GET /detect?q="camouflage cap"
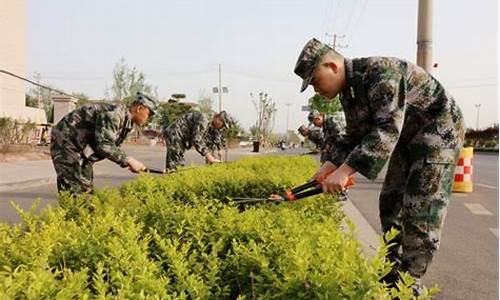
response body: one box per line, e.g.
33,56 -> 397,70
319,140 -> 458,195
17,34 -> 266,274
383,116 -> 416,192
307,109 -> 321,122
217,110 -> 233,128
294,38 -> 333,92
135,92 -> 158,116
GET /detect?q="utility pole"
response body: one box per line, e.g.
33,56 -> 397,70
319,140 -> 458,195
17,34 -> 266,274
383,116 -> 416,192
213,64 -> 228,113
326,33 -> 347,51
218,64 -> 222,113
475,104 -> 481,130
417,0 -> 433,72
34,72 -> 42,108
285,103 -> 292,134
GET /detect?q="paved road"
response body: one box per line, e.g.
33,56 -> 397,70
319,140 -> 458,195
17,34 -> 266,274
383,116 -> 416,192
348,153 -> 498,300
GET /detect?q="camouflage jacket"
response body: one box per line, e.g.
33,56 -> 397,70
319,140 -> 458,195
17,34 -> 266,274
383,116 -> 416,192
163,111 -> 209,156
322,113 -> 345,150
52,103 -> 132,167
205,125 -> 226,151
308,127 -> 325,149
328,57 -> 464,180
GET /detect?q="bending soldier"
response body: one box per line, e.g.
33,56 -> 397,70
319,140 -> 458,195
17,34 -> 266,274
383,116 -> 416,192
163,110 -> 232,171
298,124 -> 327,161
50,92 -> 157,194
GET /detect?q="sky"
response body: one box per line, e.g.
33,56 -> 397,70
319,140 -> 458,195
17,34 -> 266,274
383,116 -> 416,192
27,0 -> 499,133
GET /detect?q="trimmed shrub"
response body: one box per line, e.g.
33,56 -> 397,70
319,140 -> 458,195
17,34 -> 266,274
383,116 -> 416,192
0,156 -> 437,299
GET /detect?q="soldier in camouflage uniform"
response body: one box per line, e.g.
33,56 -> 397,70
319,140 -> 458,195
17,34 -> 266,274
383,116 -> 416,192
294,38 -> 465,294
308,109 -> 346,163
163,110 -> 232,171
204,123 -> 226,162
298,124 -> 327,162
50,92 -> 158,194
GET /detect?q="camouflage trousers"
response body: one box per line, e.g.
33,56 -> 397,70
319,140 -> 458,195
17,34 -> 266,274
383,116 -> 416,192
379,132 -> 464,280
164,139 -> 186,171
50,141 -> 94,194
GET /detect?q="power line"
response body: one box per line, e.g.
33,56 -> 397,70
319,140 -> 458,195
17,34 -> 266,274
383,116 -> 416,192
330,0 -> 342,32
322,0 -> 337,35
343,0 -> 359,35
0,69 -> 75,99
346,0 -> 368,45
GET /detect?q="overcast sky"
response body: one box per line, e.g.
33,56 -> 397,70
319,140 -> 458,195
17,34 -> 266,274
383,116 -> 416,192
28,0 -> 499,133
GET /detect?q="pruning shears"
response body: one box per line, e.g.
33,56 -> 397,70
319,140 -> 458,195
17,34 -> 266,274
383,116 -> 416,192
144,166 -> 198,175
144,167 -> 167,174
231,177 -> 355,204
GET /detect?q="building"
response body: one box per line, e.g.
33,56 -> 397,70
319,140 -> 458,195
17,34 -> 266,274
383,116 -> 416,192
0,0 -> 46,123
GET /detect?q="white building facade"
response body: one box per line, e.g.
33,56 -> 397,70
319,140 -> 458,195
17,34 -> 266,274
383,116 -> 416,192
0,0 -> 46,123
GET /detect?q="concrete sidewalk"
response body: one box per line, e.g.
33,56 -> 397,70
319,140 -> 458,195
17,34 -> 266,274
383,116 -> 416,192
0,160 -> 56,192
0,146 -> 279,192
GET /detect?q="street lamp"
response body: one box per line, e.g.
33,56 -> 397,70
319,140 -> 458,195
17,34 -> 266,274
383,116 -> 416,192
475,104 -> 481,130
285,103 -> 292,133
212,64 -> 228,113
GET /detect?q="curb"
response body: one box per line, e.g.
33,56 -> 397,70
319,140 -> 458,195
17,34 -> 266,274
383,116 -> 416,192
341,199 -> 380,258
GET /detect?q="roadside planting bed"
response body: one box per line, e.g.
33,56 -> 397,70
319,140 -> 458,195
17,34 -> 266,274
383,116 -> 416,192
0,156 -> 432,299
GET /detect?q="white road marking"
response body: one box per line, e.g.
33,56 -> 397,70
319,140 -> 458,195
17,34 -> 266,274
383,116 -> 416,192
489,228 -> 499,238
464,203 -> 493,216
475,183 -> 498,190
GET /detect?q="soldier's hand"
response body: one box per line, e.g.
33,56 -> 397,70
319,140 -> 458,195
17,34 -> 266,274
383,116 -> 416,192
321,164 -> 356,194
313,161 -> 337,182
126,157 -> 147,173
205,153 -> 221,164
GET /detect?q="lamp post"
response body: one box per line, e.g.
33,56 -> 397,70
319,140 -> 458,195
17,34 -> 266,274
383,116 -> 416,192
212,64 -> 228,112
475,104 -> 481,130
285,103 -> 292,134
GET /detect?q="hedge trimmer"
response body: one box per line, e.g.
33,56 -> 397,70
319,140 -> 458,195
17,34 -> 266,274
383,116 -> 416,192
231,177 -> 355,204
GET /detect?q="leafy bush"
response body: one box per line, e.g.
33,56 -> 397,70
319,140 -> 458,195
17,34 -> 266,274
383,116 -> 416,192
0,117 -> 37,152
0,156 -> 436,299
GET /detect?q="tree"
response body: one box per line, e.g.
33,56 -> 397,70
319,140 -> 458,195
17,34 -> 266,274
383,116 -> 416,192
222,113 -> 242,145
197,91 -> 215,120
152,94 -> 193,130
465,124 -> 499,148
308,93 -> 342,115
25,94 -> 38,108
109,58 -> 157,104
26,83 -> 58,122
250,92 -> 277,145
72,92 -> 91,107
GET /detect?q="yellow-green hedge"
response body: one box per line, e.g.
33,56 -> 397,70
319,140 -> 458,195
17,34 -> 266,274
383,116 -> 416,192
0,156 -> 434,299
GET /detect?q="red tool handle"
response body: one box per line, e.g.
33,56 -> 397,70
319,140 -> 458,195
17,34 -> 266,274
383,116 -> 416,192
287,176 -> 355,201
